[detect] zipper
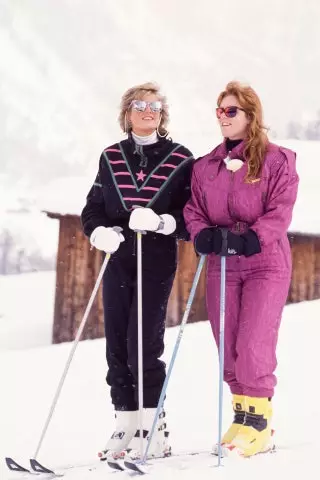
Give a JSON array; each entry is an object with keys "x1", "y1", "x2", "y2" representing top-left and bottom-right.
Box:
[{"x1": 135, "y1": 145, "x2": 148, "y2": 168}]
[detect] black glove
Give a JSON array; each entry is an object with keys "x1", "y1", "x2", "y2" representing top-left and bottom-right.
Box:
[
  {"x1": 194, "y1": 227, "x2": 220, "y2": 255},
  {"x1": 241, "y1": 229, "x2": 261, "y2": 257},
  {"x1": 220, "y1": 229, "x2": 261, "y2": 257},
  {"x1": 222, "y1": 231, "x2": 245, "y2": 256},
  {"x1": 194, "y1": 227, "x2": 261, "y2": 257}
]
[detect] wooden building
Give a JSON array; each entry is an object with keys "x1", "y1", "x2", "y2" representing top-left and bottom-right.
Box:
[{"x1": 47, "y1": 212, "x2": 320, "y2": 344}]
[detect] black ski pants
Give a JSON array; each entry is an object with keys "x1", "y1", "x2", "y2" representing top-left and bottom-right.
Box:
[{"x1": 102, "y1": 233, "x2": 177, "y2": 411}]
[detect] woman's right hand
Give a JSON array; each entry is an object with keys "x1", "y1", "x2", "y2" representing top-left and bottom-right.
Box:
[
  {"x1": 90, "y1": 226, "x2": 125, "y2": 253},
  {"x1": 194, "y1": 227, "x2": 220, "y2": 255}
]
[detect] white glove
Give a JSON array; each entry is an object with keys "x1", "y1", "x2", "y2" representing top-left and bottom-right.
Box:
[
  {"x1": 129, "y1": 207, "x2": 176, "y2": 235},
  {"x1": 157, "y1": 213, "x2": 176, "y2": 235},
  {"x1": 129, "y1": 207, "x2": 161, "y2": 232},
  {"x1": 90, "y1": 226, "x2": 124, "y2": 253}
]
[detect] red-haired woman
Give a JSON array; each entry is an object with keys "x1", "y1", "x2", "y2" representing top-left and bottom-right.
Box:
[{"x1": 184, "y1": 82, "x2": 299, "y2": 457}]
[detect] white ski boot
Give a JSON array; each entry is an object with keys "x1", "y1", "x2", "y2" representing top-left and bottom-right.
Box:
[
  {"x1": 125, "y1": 408, "x2": 171, "y2": 461},
  {"x1": 98, "y1": 410, "x2": 138, "y2": 461}
]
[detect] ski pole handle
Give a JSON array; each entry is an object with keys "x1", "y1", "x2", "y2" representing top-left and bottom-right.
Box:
[{"x1": 219, "y1": 227, "x2": 229, "y2": 257}]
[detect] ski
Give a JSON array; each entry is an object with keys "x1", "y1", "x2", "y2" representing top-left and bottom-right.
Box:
[
  {"x1": 5, "y1": 457, "x2": 66, "y2": 478},
  {"x1": 5, "y1": 457, "x2": 33, "y2": 474},
  {"x1": 98, "y1": 449, "x2": 125, "y2": 471},
  {"x1": 123, "y1": 450, "x2": 210, "y2": 474},
  {"x1": 123, "y1": 440, "x2": 277, "y2": 474},
  {"x1": 29, "y1": 459, "x2": 56, "y2": 475},
  {"x1": 4, "y1": 440, "x2": 277, "y2": 478},
  {"x1": 107, "y1": 458, "x2": 125, "y2": 471}
]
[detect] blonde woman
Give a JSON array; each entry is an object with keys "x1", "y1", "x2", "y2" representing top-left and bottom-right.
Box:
[{"x1": 81, "y1": 82, "x2": 194, "y2": 461}]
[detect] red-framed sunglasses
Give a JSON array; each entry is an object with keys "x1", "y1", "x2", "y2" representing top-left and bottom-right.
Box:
[{"x1": 216, "y1": 106, "x2": 245, "y2": 119}]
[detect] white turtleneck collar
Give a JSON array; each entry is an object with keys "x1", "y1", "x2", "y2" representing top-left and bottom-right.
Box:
[{"x1": 132, "y1": 130, "x2": 158, "y2": 146}]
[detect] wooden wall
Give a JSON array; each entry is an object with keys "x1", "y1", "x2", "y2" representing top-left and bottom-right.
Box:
[
  {"x1": 287, "y1": 234, "x2": 320, "y2": 303},
  {"x1": 50, "y1": 215, "x2": 320, "y2": 344},
  {"x1": 166, "y1": 241, "x2": 207, "y2": 327},
  {"x1": 52, "y1": 215, "x2": 104, "y2": 343}
]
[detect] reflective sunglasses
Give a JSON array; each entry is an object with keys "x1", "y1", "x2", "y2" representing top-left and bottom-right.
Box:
[
  {"x1": 130, "y1": 100, "x2": 162, "y2": 112},
  {"x1": 216, "y1": 106, "x2": 245, "y2": 119}
]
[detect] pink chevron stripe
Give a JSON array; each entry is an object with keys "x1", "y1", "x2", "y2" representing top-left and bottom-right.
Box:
[
  {"x1": 142, "y1": 186, "x2": 159, "y2": 191},
  {"x1": 151, "y1": 174, "x2": 168, "y2": 180},
  {"x1": 161, "y1": 163, "x2": 177, "y2": 169},
  {"x1": 118, "y1": 185, "x2": 135, "y2": 189},
  {"x1": 105, "y1": 148, "x2": 121, "y2": 153},
  {"x1": 171, "y1": 152, "x2": 188, "y2": 159},
  {"x1": 123, "y1": 197, "x2": 151, "y2": 202},
  {"x1": 114, "y1": 172, "x2": 131, "y2": 176},
  {"x1": 109, "y1": 160, "x2": 125, "y2": 164}
]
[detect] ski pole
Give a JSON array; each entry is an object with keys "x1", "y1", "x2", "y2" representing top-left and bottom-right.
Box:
[
  {"x1": 32, "y1": 252, "x2": 111, "y2": 460},
  {"x1": 142, "y1": 254, "x2": 206, "y2": 463},
  {"x1": 217, "y1": 228, "x2": 228, "y2": 467},
  {"x1": 136, "y1": 230, "x2": 144, "y2": 458}
]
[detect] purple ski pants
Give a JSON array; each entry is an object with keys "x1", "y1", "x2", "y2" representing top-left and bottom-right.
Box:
[{"x1": 206, "y1": 254, "x2": 291, "y2": 398}]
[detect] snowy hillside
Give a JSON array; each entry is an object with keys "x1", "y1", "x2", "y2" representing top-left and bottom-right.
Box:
[{"x1": 0, "y1": 271, "x2": 320, "y2": 479}]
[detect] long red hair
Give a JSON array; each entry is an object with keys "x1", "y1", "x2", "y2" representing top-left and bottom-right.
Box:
[{"x1": 217, "y1": 81, "x2": 269, "y2": 182}]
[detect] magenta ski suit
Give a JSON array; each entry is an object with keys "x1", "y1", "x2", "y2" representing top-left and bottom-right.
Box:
[{"x1": 183, "y1": 140, "x2": 299, "y2": 398}]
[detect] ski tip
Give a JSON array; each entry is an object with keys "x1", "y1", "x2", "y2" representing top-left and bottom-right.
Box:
[
  {"x1": 30, "y1": 458, "x2": 55, "y2": 474},
  {"x1": 124, "y1": 460, "x2": 147, "y2": 475},
  {"x1": 5, "y1": 457, "x2": 30, "y2": 472},
  {"x1": 107, "y1": 460, "x2": 125, "y2": 471}
]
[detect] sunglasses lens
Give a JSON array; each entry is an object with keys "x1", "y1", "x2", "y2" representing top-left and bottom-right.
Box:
[
  {"x1": 150, "y1": 101, "x2": 162, "y2": 112},
  {"x1": 131, "y1": 100, "x2": 162, "y2": 112},
  {"x1": 131, "y1": 100, "x2": 147, "y2": 111},
  {"x1": 225, "y1": 107, "x2": 238, "y2": 118}
]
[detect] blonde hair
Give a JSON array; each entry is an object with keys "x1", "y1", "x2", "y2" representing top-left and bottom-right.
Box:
[
  {"x1": 118, "y1": 82, "x2": 169, "y2": 136},
  {"x1": 217, "y1": 81, "x2": 269, "y2": 182}
]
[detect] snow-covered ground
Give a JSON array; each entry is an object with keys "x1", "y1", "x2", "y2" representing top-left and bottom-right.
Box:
[
  {"x1": 0, "y1": 271, "x2": 56, "y2": 350},
  {"x1": 0, "y1": 271, "x2": 319, "y2": 479}
]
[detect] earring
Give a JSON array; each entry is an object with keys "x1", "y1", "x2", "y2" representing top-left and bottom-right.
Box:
[{"x1": 156, "y1": 115, "x2": 167, "y2": 138}]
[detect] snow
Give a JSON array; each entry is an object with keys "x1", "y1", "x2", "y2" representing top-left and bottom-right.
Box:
[
  {"x1": 0, "y1": 271, "x2": 55, "y2": 351},
  {"x1": 280, "y1": 139, "x2": 320, "y2": 235},
  {"x1": 0, "y1": 271, "x2": 320, "y2": 479}
]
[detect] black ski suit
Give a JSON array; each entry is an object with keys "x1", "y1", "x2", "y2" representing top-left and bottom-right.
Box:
[{"x1": 81, "y1": 136, "x2": 194, "y2": 410}]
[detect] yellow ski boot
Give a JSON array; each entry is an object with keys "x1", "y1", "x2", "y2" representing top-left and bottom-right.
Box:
[
  {"x1": 222, "y1": 394, "x2": 245, "y2": 444},
  {"x1": 231, "y1": 396, "x2": 274, "y2": 457},
  {"x1": 212, "y1": 394, "x2": 245, "y2": 455}
]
